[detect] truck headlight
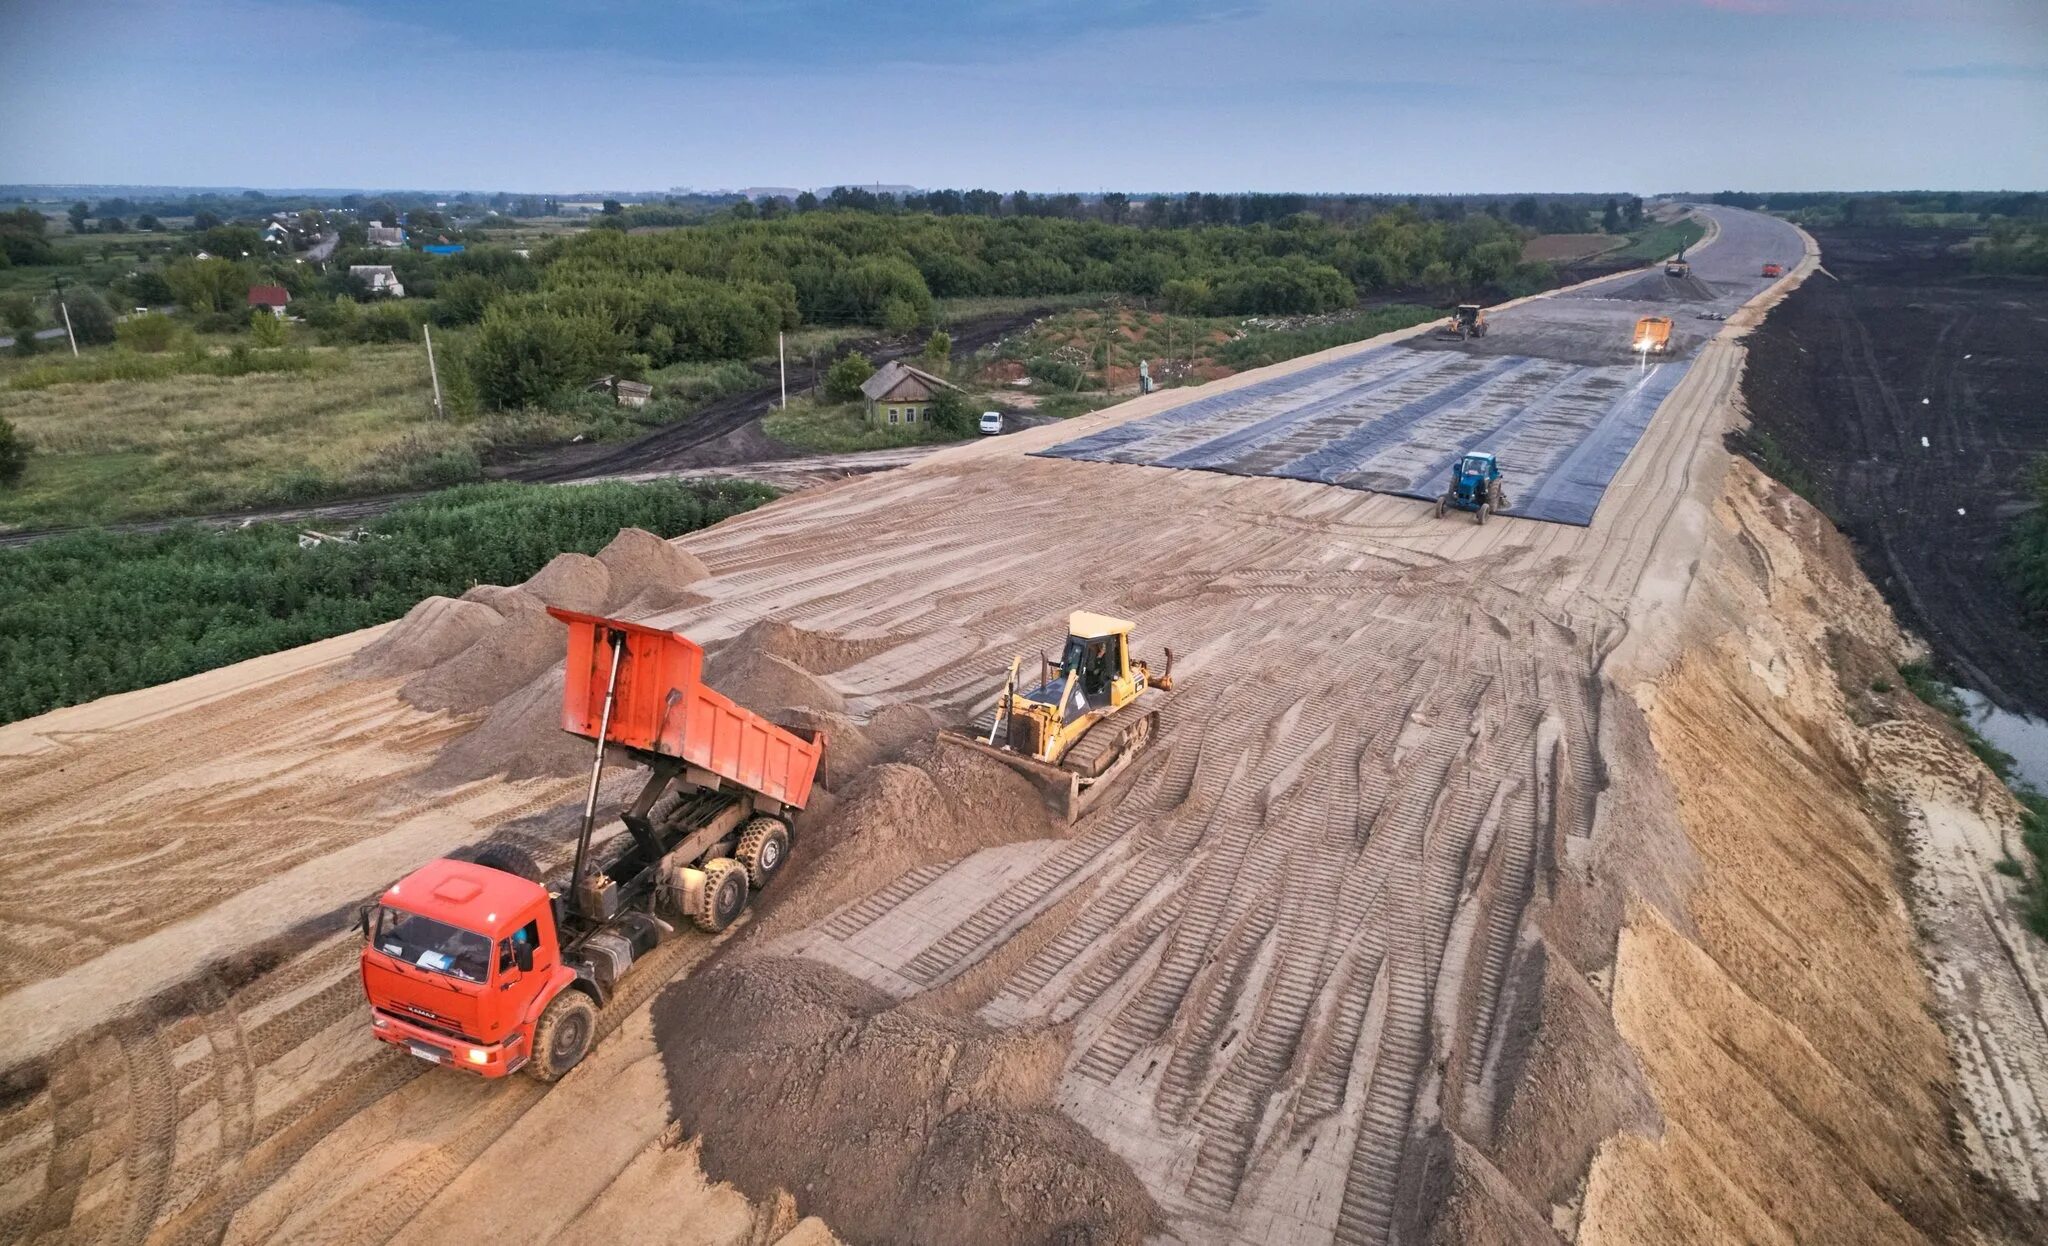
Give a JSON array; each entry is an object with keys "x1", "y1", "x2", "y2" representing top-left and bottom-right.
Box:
[
  {"x1": 372, "y1": 1016, "x2": 389, "y2": 1029},
  {"x1": 467, "y1": 1047, "x2": 489, "y2": 1065}
]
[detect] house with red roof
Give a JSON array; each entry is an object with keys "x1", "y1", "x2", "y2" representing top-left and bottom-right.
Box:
[{"x1": 247, "y1": 285, "x2": 291, "y2": 317}]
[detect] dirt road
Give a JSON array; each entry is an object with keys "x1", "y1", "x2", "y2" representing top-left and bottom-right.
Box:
[
  {"x1": 1, "y1": 208, "x2": 2034, "y2": 1245},
  {"x1": 1740, "y1": 226, "x2": 2048, "y2": 718}
]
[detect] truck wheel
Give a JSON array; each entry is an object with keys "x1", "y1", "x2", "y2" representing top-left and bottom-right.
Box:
[
  {"x1": 735, "y1": 818, "x2": 790, "y2": 890},
  {"x1": 526, "y1": 990, "x2": 596, "y2": 1083},
  {"x1": 467, "y1": 843, "x2": 541, "y2": 884},
  {"x1": 691, "y1": 859, "x2": 750, "y2": 933}
]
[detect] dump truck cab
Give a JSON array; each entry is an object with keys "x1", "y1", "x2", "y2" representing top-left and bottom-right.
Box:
[
  {"x1": 1761, "y1": 262, "x2": 1783, "y2": 278},
  {"x1": 360, "y1": 857, "x2": 570, "y2": 1077}
]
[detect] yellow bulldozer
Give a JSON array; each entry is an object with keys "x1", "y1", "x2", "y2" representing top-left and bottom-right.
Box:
[{"x1": 944, "y1": 611, "x2": 1173, "y2": 822}]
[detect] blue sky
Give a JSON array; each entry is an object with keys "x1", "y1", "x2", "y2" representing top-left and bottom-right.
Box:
[{"x1": 3, "y1": 0, "x2": 2044, "y2": 192}]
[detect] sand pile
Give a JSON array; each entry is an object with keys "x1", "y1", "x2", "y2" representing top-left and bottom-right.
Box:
[
  {"x1": 771, "y1": 747, "x2": 1052, "y2": 930},
  {"x1": 597, "y1": 527, "x2": 711, "y2": 615},
  {"x1": 400, "y1": 589, "x2": 561, "y2": 714},
  {"x1": 350, "y1": 595, "x2": 505, "y2": 678},
  {"x1": 704, "y1": 649, "x2": 846, "y2": 718},
  {"x1": 709, "y1": 618, "x2": 898, "y2": 676},
  {"x1": 521, "y1": 551, "x2": 613, "y2": 615},
  {"x1": 424, "y1": 668, "x2": 590, "y2": 784},
  {"x1": 653, "y1": 957, "x2": 1156, "y2": 1246}
]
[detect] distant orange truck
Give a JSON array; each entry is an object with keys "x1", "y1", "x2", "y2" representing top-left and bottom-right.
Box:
[
  {"x1": 1762, "y1": 262, "x2": 1783, "y2": 278},
  {"x1": 1632, "y1": 316, "x2": 1674, "y2": 355}
]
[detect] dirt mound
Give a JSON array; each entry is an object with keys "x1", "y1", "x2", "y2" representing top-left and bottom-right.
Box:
[
  {"x1": 771, "y1": 751, "x2": 1052, "y2": 931},
  {"x1": 400, "y1": 589, "x2": 562, "y2": 714},
  {"x1": 704, "y1": 648, "x2": 846, "y2": 717},
  {"x1": 349, "y1": 595, "x2": 504, "y2": 678},
  {"x1": 520, "y1": 551, "x2": 612, "y2": 615},
  {"x1": 775, "y1": 708, "x2": 877, "y2": 791},
  {"x1": 711, "y1": 618, "x2": 899, "y2": 676},
  {"x1": 595, "y1": 527, "x2": 710, "y2": 614},
  {"x1": 652, "y1": 957, "x2": 1156, "y2": 1246},
  {"x1": 423, "y1": 666, "x2": 586, "y2": 784},
  {"x1": 864, "y1": 702, "x2": 939, "y2": 758}
]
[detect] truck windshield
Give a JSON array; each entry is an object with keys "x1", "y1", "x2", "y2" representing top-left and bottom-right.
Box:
[{"x1": 373, "y1": 907, "x2": 491, "y2": 983}]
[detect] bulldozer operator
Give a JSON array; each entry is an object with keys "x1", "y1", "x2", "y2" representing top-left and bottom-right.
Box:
[{"x1": 1063, "y1": 635, "x2": 1115, "y2": 709}]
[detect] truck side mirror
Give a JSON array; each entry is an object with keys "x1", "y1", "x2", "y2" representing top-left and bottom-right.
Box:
[
  {"x1": 514, "y1": 943, "x2": 534, "y2": 973},
  {"x1": 356, "y1": 904, "x2": 372, "y2": 939}
]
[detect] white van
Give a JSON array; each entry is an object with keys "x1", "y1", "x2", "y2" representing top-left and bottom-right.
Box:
[{"x1": 978, "y1": 411, "x2": 1004, "y2": 436}]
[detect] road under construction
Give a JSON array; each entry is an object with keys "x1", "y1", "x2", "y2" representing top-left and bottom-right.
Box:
[{"x1": 1, "y1": 206, "x2": 2042, "y2": 1246}]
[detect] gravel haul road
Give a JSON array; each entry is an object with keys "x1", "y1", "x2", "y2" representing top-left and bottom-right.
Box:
[
  {"x1": 2, "y1": 207, "x2": 2034, "y2": 1246},
  {"x1": 1042, "y1": 207, "x2": 1804, "y2": 525}
]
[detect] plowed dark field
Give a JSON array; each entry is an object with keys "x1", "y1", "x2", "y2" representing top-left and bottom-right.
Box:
[{"x1": 1740, "y1": 226, "x2": 2048, "y2": 716}]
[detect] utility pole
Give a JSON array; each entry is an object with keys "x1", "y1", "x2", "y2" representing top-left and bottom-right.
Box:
[
  {"x1": 778, "y1": 331, "x2": 787, "y2": 409},
  {"x1": 52, "y1": 277, "x2": 78, "y2": 357},
  {"x1": 422, "y1": 322, "x2": 444, "y2": 418}
]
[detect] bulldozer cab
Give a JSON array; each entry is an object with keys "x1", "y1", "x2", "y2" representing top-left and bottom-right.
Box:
[
  {"x1": 1454, "y1": 305, "x2": 1481, "y2": 329},
  {"x1": 1042, "y1": 613, "x2": 1131, "y2": 712}
]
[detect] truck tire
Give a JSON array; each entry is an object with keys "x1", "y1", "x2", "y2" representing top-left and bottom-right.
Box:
[
  {"x1": 734, "y1": 818, "x2": 790, "y2": 890},
  {"x1": 526, "y1": 990, "x2": 596, "y2": 1083},
  {"x1": 691, "y1": 859, "x2": 749, "y2": 933},
  {"x1": 467, "y1": 843, "x2": 541, "y2": 884}
]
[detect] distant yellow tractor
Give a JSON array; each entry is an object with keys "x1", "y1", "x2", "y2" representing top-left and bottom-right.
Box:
[{"x1": 945, "y1": 611, "x2": 1173, "y2": 822}]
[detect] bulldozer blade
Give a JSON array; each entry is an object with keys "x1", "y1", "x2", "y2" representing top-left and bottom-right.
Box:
[{"x1": 936, "y1": 730, "x2": 1085, "y2": 823}]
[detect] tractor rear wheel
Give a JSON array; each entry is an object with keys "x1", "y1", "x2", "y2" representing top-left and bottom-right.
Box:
[
  {"x1": 735, "y1": 817, "x2": 790, "y2": 890},
  {"x1": 691, "y1": 858, "x2": 750, "y2": 932},
  {"x1": 467, "y1": 843, "x2": 541, "y2": 884},
  {"x1": 526, "y1": 990, "x2": 596, "y2": 1083}
]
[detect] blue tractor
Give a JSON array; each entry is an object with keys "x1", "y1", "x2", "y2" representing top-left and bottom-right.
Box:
[{"x1": 1436, "y1": 451, "x2": 1508, "y2": 524}]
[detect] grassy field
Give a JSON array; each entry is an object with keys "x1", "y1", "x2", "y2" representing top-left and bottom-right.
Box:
[
  {"x1": 1612, "y1": 217, "x2": 1708, "y2": 263},
  {"x1": 762, "y1": 396, "x2": 964, "y2": 454},
  {"x1": 0, "y1": 343, "x2": 596, "y2": 528}
]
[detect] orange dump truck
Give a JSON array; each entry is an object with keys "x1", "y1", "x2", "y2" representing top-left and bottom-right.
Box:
[
  {"x1": 359, "y1": 609, "x2": 822, "y2": 1081},
  {"x1": 1632, "y1": 315, "x2": 1674, "y2": 355}
]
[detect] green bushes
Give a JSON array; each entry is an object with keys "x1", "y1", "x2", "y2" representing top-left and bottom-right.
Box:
[
  {"x1": 0, "y1": 416, "x2": 25, "y2": 486},
  {"x1": 925, "y1": 388, "x2": 974, "y2": 437},
  {"x1": 0, "y1": 479, "x2": 775, "y2": 724},
  {"x1": 1977, "y1": 219, "x2": 2048, "y2": 276},
  {"x1": 117, "y1": 312, "x2": 182, "y2": 352},
  {"x1": 823, "y1": 352, "x2": 875, "y2": 402},
  {"x1": 467, "y1": 304, "x2": 622, "y2": 410},
  {"x1": 1025, "y1": 356, "x2": 1083, "y2": 390}
]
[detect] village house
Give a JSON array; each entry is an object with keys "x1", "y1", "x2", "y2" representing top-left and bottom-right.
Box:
[
  {"x1": 348, "y1": 265, "x2": 405, "y2": 298},
  {"x1": 859, "y1": 360, "x2": 959, "y2": 426},
  {"x1": 365, "y1": 221, "x2": 405, "y2": 248},
  {"x1": 246, "y1": 285, "x2": 291, "y2": 317}
]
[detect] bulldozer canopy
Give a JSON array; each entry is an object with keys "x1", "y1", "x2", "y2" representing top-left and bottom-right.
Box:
[{"x1": 1068, "y1": 611, "x2": 1134, "y2": 640}]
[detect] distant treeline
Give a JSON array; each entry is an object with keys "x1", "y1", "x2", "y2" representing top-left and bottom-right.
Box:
[
  {"x1": 455, "y1": 210, "x2": 1555, "y2": 407},
  {"x1": 1705, "y1": 189, "x2": 2048, "y2": 226},
  {"x1": 607, "y1": 188, "x2": 1644, "y2": 237}
]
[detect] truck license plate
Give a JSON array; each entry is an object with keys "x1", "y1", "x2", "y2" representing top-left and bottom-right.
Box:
[{"x1": 407, "y1": 1041, "x2": 444, "y2": 1064}]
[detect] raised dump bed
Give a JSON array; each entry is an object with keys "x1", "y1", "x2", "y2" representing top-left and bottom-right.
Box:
[{"x1": 551, "y1": 607, "x2": 821, "y2": 810}]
